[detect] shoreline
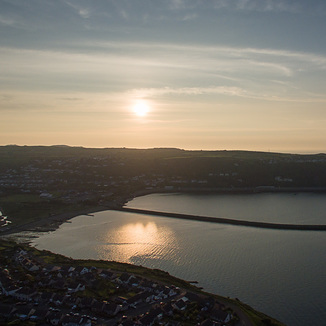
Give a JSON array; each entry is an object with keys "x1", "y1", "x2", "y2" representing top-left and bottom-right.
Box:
[
  {"x1": 2, "y1": 187, "x2": 326, "y2": 237},
  {"x1": 0, "y1": 206, "x2": 107, "y2": 237}
]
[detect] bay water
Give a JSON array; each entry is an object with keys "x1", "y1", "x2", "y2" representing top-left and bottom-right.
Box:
[{"x1": 32, "y1": 193, "x2": 326, "y2": 326}]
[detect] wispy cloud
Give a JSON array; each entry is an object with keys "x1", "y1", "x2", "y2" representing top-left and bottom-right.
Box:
[
  {"x1": 182, "y1": 13, "x2": 197, "y2": 21},
  {"x1": 130, "y1": 86, "x2": 247, "y2": 97},
  {"x1": 166, "y1": 0, "x2": 301, "y2": 13},
  {"x1": 80, "y1": 41, "x2": 326, "y2": 68},
  {"x1": 213, "y1": 0, "x2": 301, "y2": 13},
  {"x1": 0, "y1": 15, "x2": 17, "y2": 26},
  {"x1": 63, "y1": 0, "x2": 91, "y2": 19},
  {"x1": 169, "y1": 0, "x2": 186, "y2": 10},
  {"x1": 1, "y1": 41, "x2": 326, "y2": 104},
  {"x1": 129, "y1": 85, "x2": 326, "y2": 103}
]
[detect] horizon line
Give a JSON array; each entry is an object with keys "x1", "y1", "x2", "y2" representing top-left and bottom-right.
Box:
[{"x1": 1, "y1": 144, "x2": 325, "y2": 156}]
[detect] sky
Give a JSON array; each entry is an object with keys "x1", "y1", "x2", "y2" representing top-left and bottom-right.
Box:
[{"x1": 1, "y1": 0, "x2": 326, "y2": 153}]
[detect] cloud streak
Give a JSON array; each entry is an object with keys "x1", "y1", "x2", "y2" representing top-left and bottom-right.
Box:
[
  {"x1": 129, "y1": 85, "x2": 326, "y2": 103},
  {"x1": 1, "y1": 40, "x2": 326, "y2": 104},
  {"x1": 63, "y1": 0, "x2": 91, "y2": 19}
]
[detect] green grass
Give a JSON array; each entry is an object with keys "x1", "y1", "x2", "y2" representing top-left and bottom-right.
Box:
[{"x1": 232, "y1": 299, "x2": 285, "y2": 326}]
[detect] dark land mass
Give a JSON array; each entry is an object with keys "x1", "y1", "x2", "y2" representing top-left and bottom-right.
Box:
[
  {"x1": 0, "y1": 239, "x2": 286, "y2": 326},
  {"x1": 0, "y1": 145, "x2": 325, "y2": 325},
  {"x1": 1, "y1": 145, "x2": 326, "y2": 233}
]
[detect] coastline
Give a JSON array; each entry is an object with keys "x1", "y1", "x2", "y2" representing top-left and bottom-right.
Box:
[
  {"x1": 0, "y1": 206, "x2": 107, "y2": 238},
  {"x1": 1, "y1": 189, "x2": 323, "y2": 325},
  {"x1": 0, "y1": 238, "x2": 286, "y2": 326},
  {"x1": 2, "y1": 187, "x2": 326, "y2": 237}
]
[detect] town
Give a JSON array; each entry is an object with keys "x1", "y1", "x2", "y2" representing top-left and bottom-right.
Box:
[
  {"x1": 1, "y1": 146, "x2": 326, "y2": 233},
  {"x1": 0, "y1": 146, "x2": 318, "y2": 326},
  {"x1": 0, "y1": 240, "x2": 239, "y2": 326}
]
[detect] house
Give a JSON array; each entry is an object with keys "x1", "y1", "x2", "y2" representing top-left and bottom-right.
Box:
[
  {"x1": 37, "y1": 278, "x2": 49, "y2": 288},
  {"x1": 139, "y1": 313, "x2": 157, "y2": 326},
  {"x1": 210, "y1": 308, "x2": 231, "y2": 323},
  {"x1": 138, "y1": 307, "x2": 163, "y2": 326},
  {"x1": 118, "y1": 272, "x2": 134, "y2": 284},
  {"x1": 67, "y1": 282, "x2": 85, "y2": 293},
  {"x1": 119, "y1": 318, "x2": 138, "y2": 326},
  {"x1": 44, "y1": 265, "x2": 61, "y2": 273},
  {"x1": 47, "y1": 311, "x2": 63, "y2": 325},
  {"x1": 74, "y1": 266, "x2": 89, "y2": 275},
  {"x1": 102, "y1": 302, "x2": 121, "y2": 317},
  {"x1": 0, "y1": 303, "x2": 17, "y2": 319},
  {"x1": 78, "y1": 296, "x2": 95, "y2": 309},
  {"x1": 90, "y1": 300, "x2": 105, "y2": 313},
  {"x1": 12, "y1": 287, "x2": 37, "y2": 301},
  {"x1": 172, "y1": 299, "x2": 187, "y2": 311},
  {"x1": 39, "y1": 291, "x2": 54, "y2": 303},
  {"x1": 29, "y1": 308, "x2": 50, "y2": 322},
  {"x1": 63, "y1": 294, "x2": 79, "y2": 307},
  {"x1": 162, "y1": 286, "x2": 177, "y2": 298},
  {"x1": 51, "y1": 293, "x2": 66, "y2": 306},
  {"x1": 79, "y1": 317, "x2": 92, "y2": 326},
  {"x1": 139, "y1": 279, "x2": 154, "y2": 292},
  {"x1": 1, "y1": 283, "x2": 20, "y2": 296},
  {"x1": 183, "y1": 291, "x2": 200, "y2": 302},
  {"x1": 150, "y1": 307, "x2": 163, "y2": 320},
  {"x1": 59, "y1": 266, "x2": 75, "y2": 277},
  {"x1": 127, "y1": 291, "x2": 153, "y2": 307},
  {"x1": 114, "y1": 297, "x2": 129, "y2": 310},
  {"x1": 130, "y1": 276, "x2": 141, "y2": 287},
  {"x1": 99, "y1": 270, "x2": 114, "y2": 279},
  {"x1": 15, "y1": 306, "x2": 35, "y2": 321},
  {"x1": 201, "y1": 297, "x2": 215, "y2": 310},
  {"x1": 61, "y1": 315, "x2": 85, "y2": 326},
  {"x1": 50, "y1": 279, "x2": 67, "y2": 290},
  {"x1": 16, "y1": 249, "x2": 28, "y2": 257},
  {"x1": 21, "y1": 259, "x2": 39, "y2": 272},
  {"x1": 200, "y1": 319, "x2": 222, "y2": 326},
  {"x1": 161, "y1": 302, "x2": 174, "y2": 316}
]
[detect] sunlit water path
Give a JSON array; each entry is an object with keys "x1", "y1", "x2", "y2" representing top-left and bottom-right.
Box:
[{"x1": 32, "y1": 193, "x2": 326, "y2": 326}]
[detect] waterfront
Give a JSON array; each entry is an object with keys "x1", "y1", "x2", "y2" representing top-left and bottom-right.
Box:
[{"x1": 31, "y1": 193, "x2": 326, "y2": 326}]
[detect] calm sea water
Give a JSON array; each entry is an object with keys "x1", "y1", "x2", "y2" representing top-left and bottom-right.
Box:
[{"x1": 32, "y1": 193, "x2": 326, "y2": 326}]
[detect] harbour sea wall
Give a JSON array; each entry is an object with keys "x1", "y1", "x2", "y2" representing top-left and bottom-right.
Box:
[{"x1": 118, "y1": 207, "x2": 326, "y2": 231}]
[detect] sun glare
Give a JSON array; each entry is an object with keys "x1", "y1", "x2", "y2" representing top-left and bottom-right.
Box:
[{"x1": 132, "y1": 100, "x2": 150, "y2": 117}]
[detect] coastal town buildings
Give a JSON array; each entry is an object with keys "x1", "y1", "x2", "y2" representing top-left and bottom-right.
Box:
[{"x1": 0, "y1": 241, "x2": 237, "y2": 325}]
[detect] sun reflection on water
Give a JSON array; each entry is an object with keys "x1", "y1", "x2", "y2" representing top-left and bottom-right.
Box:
[{"x1": 99, "y1": 221, "x2": 178, "y2": 263}]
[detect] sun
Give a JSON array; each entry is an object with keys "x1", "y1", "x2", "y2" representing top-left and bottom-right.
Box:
[{"x1": 132, "y1": 100, "x2": 150, "y2": 117}]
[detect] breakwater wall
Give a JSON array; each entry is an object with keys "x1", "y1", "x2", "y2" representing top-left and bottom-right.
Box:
[{"x1": 118, "y1": 207, "x2": 326, "y2": 231}]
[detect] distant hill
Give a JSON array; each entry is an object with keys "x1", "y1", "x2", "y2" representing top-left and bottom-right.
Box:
[{"x1": 1, "y1": 145, "x2": 326, "y2": 189}]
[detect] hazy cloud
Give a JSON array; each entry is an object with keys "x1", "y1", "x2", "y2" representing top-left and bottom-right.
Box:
[
  {"x1": 0, "y1": 14, "x2": 18, "y2": 26},
  {"x1": 63, "y1": 0, "x2": 91, "y2": 18},
  {"x1": 1, "y1": 41, "x2": 326, "y2": 103},
  {"x1": 130, "y1": 86, "x2": 247, "y2": 98},
  {"x1": 215, "y1": 0, "x2": 301, "y2": 13},
  {"x1": 182, "y1": 13, "x2": 197, "y2": 21},
  {"x1": 169, "y1": 0, "x2": 186, "y2": 10},
  {"x1": 129, "y1": 85, "x2": 326, "y2": 103}
]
